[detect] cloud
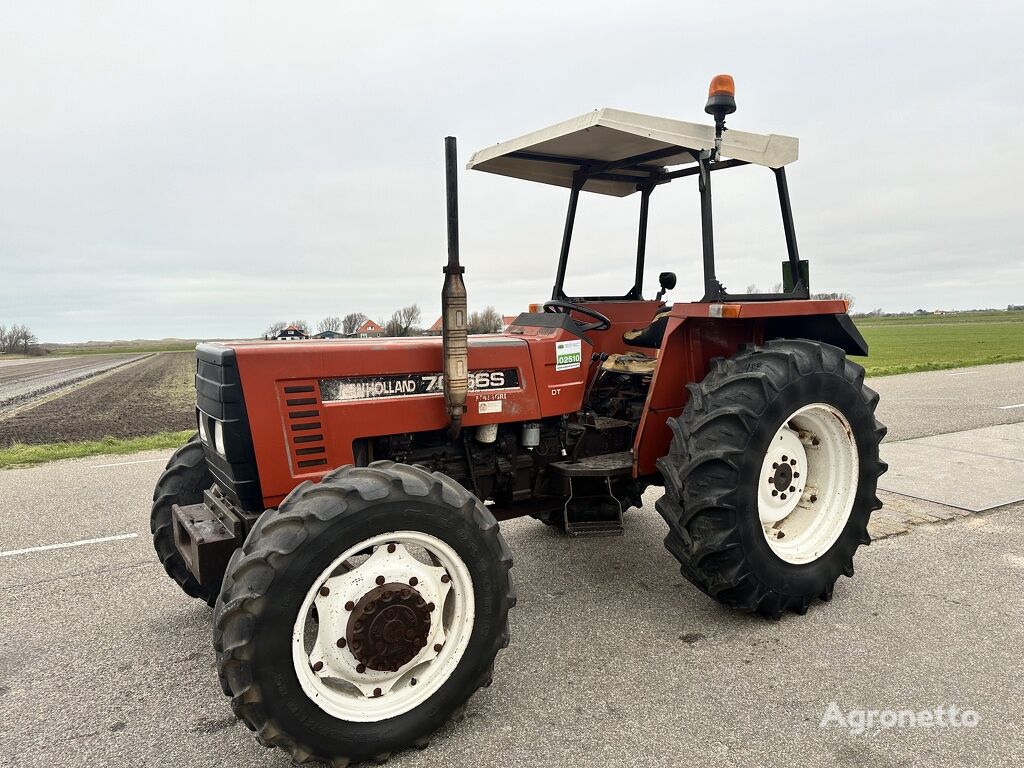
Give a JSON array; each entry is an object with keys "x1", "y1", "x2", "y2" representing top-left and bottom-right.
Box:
[{"x1": 1, "y1": 1, "x2": 1021, "y2": 341}]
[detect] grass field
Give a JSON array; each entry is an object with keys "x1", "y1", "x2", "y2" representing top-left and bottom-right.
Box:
[
  {"x1": 852, "y1": 310, "x2": 1024, "y2": 376},
  {"x1": 0, "y1": 431, "x2": 194, "y2": 468},
  {"x1": 43, "y1": 339, "x2": 200, "y2": 355}
]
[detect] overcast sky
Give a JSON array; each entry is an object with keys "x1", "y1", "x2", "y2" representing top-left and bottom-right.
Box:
[{"x1": 2, "y1": 1, "x2": 1021, "y2": 343}]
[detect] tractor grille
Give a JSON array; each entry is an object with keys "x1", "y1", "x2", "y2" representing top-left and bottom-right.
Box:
[
  {"x1": 278, "y1": 381, "x2": 329, "y2": 471},
  {"x1": 195, "y1": 344, "x2": 262, "y2": 510}
]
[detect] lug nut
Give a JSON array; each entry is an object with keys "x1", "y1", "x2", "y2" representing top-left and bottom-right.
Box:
[
  {"x1": 772, "y1": 462, "x2": 778, "y2": 469},
  {"x1": 356, "y1": 663, "x2": 366, "y2": 673},
  {"x1": 426, "y1": 603, "x2": 435, "y2": 612},
  {"x1": 410, "y1": 678, "x2": 417, "y2": 686},
  {"x1": 376, "y1": 575, "x2": 385, "y2": 585},
  {"x1": 441, "y1": 575, "x2": 450, "y2": 584},
  {"x1": 312, "y1": 661, "x2": 324, "y2": 672},
  {"x1": 319, "y1": 586, "x2": 330, "y2": 597},
  {"x1": 772, "y1": 490, "x2": 778, "y2": 497},
  {"x1": 781, "y1": 455, "x2": 788, "y2": 462},
  {"x1": 409, "y1": 577, "x2": 418, "y2": 586},
  {"x1": 387, "y1": 544, "x2": 396, "y2": 553},
  {"x1": 373, "y1": 687, "x2": 382, "y2": 697},
  {"x1": 337, "y1": 638, "x2": 346, "y2": 648},
  {"x1": 781, "y1": 493, "x2": 787, "y2": 500},
  {"x1": 345, "y1": 600, "x2": 355, "y2": 611},
  {"x1": 794, "y1": 472, "x2": 800, "y2": 478},
  {"x1": 790, "y1": 459, "x2": 797, "y2": 466},
  {"x1": 810, "y1": 494, "x2": 818, "y2": 503},
  {"x1": 434, "y1": 643, "x2": 442, "y2": 652},
  {"x1": 789, "y1": 486, "x2": 795, "y2": 493}
]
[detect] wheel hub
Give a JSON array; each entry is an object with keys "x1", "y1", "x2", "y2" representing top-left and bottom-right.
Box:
[
  {"x1": 771, "y1": 461, "x2": 794, "y2": 492},
  {"x1": 347, "y1": 583, "x2": 432, "y2": 672}
]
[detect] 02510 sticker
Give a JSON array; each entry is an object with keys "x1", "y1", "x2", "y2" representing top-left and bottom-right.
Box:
[{"x1": 555, "y1": 339, "x2": 582, "y2": 371}]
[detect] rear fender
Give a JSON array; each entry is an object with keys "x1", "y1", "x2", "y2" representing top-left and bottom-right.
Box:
[
  {"x1": 763, "y1": 312, "x2": 868, "y2": 357},
  {"x1": 634, "y1": 303, "x2": 866, "y2": 476}
]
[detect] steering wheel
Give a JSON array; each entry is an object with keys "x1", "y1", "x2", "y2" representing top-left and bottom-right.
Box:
[{"x1": 542, "y1": 300, "x2": 612, "y2": 333}]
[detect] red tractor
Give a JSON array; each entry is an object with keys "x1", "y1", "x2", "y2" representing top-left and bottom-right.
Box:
[{"x1": 153, "y1": 76, "x2": 886, "y2": 765}]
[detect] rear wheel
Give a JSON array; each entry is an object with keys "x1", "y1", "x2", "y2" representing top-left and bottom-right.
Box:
[
  {"x1": 151, "y1": 434, "x2": 218, "y2": 604},
  {"x1": 656, "y1": 339, "x2": 887, "y2": 618},
  {"x1": 214, "y1": 462, "x2": 515, "y2": 765}
]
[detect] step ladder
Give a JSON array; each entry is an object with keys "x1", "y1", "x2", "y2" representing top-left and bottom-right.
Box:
[{"x1": 548, "y1": 451, "x2": 633, "y2": 537}]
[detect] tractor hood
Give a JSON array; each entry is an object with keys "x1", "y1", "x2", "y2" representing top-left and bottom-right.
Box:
[{"x1": 199, "y1": 328, "x2": 592, "y2": 507}]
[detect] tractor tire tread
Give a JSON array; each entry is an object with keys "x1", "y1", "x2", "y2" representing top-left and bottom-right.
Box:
[
  {"x1": 655, "y1": 339, "x2": 887, "y2": 619},
  {"x1": 212, "y1": 462, "x2": 514, "y2": 766}
]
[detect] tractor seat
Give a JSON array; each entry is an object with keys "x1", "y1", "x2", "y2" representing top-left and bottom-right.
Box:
[
  {"x1": 601, "y1": 351, "x2": 657, "y2": 375},
  {"x1": 622, "y1": 306, "x2": 671, "y2": 349}
]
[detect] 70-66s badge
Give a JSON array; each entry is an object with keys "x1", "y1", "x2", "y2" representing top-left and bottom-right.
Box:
[{"x1": 319, "y1": 368, "x2": 520, "y2": 403}]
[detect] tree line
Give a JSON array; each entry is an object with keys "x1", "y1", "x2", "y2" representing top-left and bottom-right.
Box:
[
  {"x1": 0, "y1": 324, "x2": 40, "y2": 355},
  {"x1": 263, "y1": 304, "x2": 504, "y2": 339}
]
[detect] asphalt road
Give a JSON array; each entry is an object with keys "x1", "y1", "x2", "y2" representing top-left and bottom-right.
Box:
[
  {"x1": 868, "y1": 361, "x2": 1024, "y2": 442},
  {"x1": 1, "y1": 364, "x2": 1022, "y2": 768}
]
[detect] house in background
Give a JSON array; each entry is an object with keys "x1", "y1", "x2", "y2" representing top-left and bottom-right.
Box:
[
  {"x1": 312, "y1": 330, "x2": 346, "y2": 340},
  {"x1": 350, "y1": 319, "x2": 384, "y2": 338},
  {"x1": 502, "y1": 315, "x2": 518, "y2": 331},
  {"x1": 274, "y1": 325, "x2": 308, "y2": 341},
  {"x1": 424, "y1": 316, "x2": 444, "y2": 336}
]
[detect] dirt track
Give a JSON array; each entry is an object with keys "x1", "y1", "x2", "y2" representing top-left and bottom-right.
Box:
[{"x1": 0, "y1": 352, "x2": 195, "y2": 446}]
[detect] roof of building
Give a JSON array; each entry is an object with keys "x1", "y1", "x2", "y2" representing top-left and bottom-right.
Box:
[
  {"x1": 356, "y1": 319, "x2": 382, "y2": 333},
  {"x1": 468, "y1": 107, "x2": 798, "y2": 197},
  {"x1": 428, "y1": 316, "x2": 444, "y2": 332}
]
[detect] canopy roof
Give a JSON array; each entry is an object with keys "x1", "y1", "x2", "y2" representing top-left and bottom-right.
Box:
[{"x1": 467, "y1": 107, "x2": 798, "y2": 197}]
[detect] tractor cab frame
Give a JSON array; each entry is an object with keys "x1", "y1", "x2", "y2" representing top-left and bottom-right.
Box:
[{"x1": 467, "y1": 106, "x2": 808, "y2": 305}]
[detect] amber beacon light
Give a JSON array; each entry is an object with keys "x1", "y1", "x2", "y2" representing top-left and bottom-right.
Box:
[{"x1": 704, "y1": 74, "x2": 736, "y2": 159}]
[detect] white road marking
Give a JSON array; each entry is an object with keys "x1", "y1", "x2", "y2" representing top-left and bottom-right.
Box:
[
  {"x1": 997, "y1": 403, "x2": 1024, "y2": 410},
  {"x1": 947, "y1": 371, "x2": 975, "y2": 376},
  {"x1": 91, "y1": 457, "x2": 166, "y2": 468},
  {"x1": 0, "y1": 533, "x2": 139, "y2": 558}
]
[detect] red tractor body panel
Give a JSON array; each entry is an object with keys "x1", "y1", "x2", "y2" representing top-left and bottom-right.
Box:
[
  {"x1": 224, "y1": 298, "x2": 847, "y2": 508},
  {"x1": 229, "y1": 328, "x2": 591, "y2": 507},
  {"x1": 629, "y1": 299, "x2": 847, "y2": 474}
]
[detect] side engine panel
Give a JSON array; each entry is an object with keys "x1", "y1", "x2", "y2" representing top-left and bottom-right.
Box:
[{"x1": 225, "y1": 328, "x2": 592, "y2": 507}]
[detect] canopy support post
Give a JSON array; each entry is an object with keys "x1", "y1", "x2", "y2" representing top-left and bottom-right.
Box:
[
  {"x1": 552, "y1": 170, "x2": 585, "y2": 300},
  {"x1": 629, "y1": 183, "x2": 654, "y2": 299},
  {"x1": 698, "y1": 153, "x2": 723, "y2": 302}
]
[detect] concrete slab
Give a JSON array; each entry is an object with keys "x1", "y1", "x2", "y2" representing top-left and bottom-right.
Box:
[
  {"x1": 879, "y1": 423, "x2": 1024, "y2": 511},
  {"x1": 913, "y1": 422, "x2": 1024, "y2": 461}
]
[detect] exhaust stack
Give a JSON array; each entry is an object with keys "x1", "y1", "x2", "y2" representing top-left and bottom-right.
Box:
[{"x1": 441, "y1": 136, "x2": 468, "y2": 438}]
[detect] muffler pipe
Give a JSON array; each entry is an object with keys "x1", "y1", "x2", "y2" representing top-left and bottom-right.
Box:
[{"x1": 441, "y1": 136, "x2": 468, "y2": 439}]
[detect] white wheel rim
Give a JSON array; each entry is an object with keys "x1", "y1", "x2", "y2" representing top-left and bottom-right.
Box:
[
  {"x1": 758, "y1": 403, "x2": 859, "y2": 565},
  {"x1": 291, "y1": 531, "x2": 475, "y2": 722}
]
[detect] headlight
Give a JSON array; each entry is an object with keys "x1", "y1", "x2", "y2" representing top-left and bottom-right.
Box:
[
  {"x1": 198, "y1": 413, "x2": 209, "y2": 444},
  {"x1": 213, "y1": 420, "x2": 226, "y2": 457}
]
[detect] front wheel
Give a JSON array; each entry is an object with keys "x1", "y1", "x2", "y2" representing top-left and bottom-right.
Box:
[
  {"x1": 656, "y1": 339, "x2": 887, "y2": 618},
  {"x1": 151, "y1": 434, "x2": 218, "y2": 604},
  {"x1": 214, "y1": 462, "x2": 515, "y2": 765}
]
